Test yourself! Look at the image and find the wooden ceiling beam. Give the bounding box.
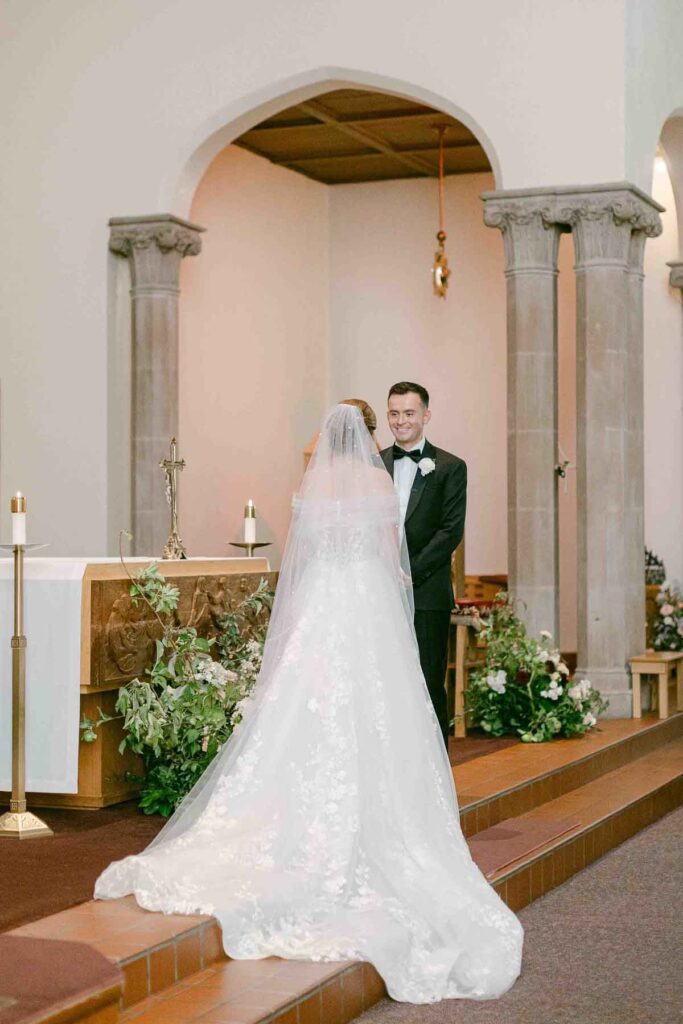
[273,141,484,167]
[298,99,437,176]
[246,109,449,134]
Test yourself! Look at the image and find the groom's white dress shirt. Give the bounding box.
[394,437,426,527]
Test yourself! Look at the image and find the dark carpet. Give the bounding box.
[0,801,164,932]
[0,736,514,933]
[357,806,683,1024]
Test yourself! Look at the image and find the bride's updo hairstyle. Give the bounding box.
[340,398,377,438]
[299,403,386,501]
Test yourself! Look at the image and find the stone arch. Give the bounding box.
[658,109,683,279]
[162,66,503,217]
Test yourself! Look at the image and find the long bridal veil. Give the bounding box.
[95,404,523,1004]
[139,403,415,850]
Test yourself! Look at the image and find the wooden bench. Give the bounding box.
[630,651,683,718]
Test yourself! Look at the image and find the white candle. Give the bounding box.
[11,492,27,546]
[244,499,256,544]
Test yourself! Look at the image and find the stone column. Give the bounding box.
[483,193,565,639]
[555,186,662,714]
[109,215,204,555]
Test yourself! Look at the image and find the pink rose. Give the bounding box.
[660,603,674,616]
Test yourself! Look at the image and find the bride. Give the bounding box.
[95,404,523,1004]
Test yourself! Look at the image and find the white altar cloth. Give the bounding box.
[0,556,269,795]
[0,558,86,793]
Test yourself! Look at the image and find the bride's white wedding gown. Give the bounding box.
[95,407,523,1004]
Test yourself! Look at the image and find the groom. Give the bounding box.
[381,382,467,746]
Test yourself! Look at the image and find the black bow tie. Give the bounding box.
[393,445,422,463]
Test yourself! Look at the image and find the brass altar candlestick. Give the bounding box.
[160,437,187,560]
[0,494,53,839]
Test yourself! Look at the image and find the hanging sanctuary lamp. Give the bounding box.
[432,125,450,298]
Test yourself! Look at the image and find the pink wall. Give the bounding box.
[327,172,507,575]
[179,146,329,565]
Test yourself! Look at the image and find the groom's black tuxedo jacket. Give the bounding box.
[380,440,467,612]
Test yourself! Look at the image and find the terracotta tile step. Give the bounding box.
[457,712,682,838]
[120,957,385,1024]
[485,737,683,912]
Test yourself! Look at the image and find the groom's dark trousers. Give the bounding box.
[381,440,467,746]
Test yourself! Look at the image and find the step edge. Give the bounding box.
[487,770,682,882]
[460,714,682,811]
[117,922,207,966]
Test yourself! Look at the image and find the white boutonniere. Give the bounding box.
[418,457,435,476]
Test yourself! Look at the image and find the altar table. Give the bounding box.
[0,557,273,808]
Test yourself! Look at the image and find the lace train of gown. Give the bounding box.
[95,536,523,1003]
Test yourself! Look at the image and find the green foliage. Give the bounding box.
[652,580,683,652]
[466,594,608,743]
[80,562,273,816]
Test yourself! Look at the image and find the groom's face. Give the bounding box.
[387,393,431,448]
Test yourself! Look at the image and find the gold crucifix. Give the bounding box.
[159,437,187,559]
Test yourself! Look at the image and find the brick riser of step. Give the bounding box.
[489,757,682,914]
[459,713,682,839]
[113,915,387,1019]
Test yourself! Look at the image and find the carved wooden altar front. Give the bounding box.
[38,559,274,810]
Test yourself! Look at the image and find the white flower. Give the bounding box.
[540,629,553,640]
[418,457,436,476]
[568,677,592,703]
[486,669,507,694]
[541,678,563,701]
[664,616,674,626]
[551,671,560,682]
[558,663,569,676]
[538,650,549,662]
[583,711,596,727]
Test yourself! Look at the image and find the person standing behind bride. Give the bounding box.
[381,382,466,746]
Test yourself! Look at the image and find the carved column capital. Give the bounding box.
[484,183,663,272]
[482,194,564,276]
[109,215,204,293]
[551,185,662,270]
[666,260,683,289]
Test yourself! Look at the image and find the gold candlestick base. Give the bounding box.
[162,531,187,560]
[0,809,53,839]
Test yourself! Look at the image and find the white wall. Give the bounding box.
[626,0,683,190]
[179,146,329,566]
[644,158,683,584]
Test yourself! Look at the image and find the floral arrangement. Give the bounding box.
[81,562,273,816]
[466,594,608,743]
[645,547,666,586]
[652,580,683,652]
